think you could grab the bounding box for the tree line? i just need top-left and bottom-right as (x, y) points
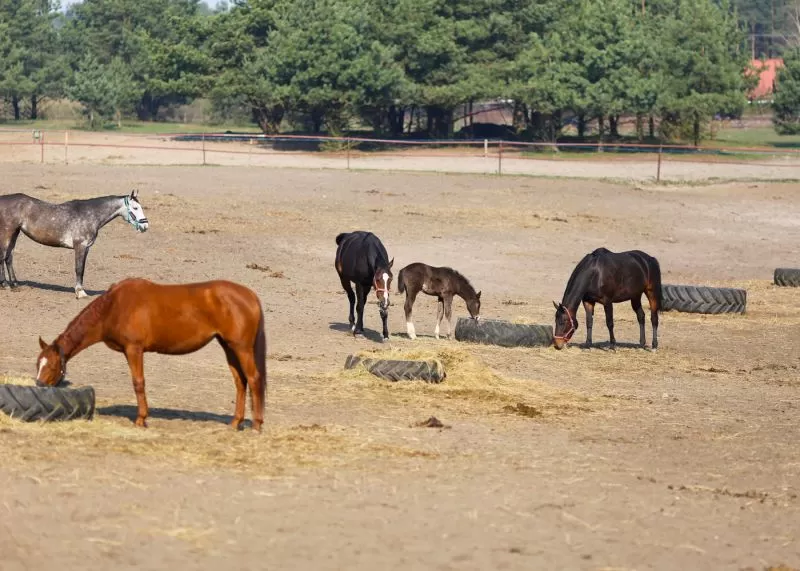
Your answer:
(0, 0), (758, 144)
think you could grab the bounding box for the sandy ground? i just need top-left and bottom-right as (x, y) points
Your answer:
(0, 158), (799, 570)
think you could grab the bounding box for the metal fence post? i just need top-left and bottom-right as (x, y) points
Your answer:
(40, 131), (44, 164)
(346, 137), (351, 170)
(201, 132), (206, 166)
(64, 130), (69, 165)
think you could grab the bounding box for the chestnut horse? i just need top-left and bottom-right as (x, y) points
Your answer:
(35, 278), (267, 431)
(553, 247), (663, 350)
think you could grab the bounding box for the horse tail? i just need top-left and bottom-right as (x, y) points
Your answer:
(255, 305), (268, 407)
(335, 232), (348, 246)
(650, 256), (664, 313)
(397, 266), (406, 294)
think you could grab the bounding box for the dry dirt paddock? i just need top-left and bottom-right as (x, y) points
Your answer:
(0, 163), (799, 571)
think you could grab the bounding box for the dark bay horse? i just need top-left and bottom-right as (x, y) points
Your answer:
(553, 247), (663, 350)
(35, 278), (267, 431)
(0, 189), (149, 298)
(335, 231), (394, 341)
(397, 262), (481, 339)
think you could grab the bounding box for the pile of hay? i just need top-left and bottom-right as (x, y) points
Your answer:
(333, 346), (596, 420)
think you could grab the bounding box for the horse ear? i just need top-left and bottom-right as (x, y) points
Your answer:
(553, 300), (560, 310)
(389, 258), (394, 269)
(38, 336), (48, 350)
(130, 189), (138, 199)
(477, 291), (481, 299)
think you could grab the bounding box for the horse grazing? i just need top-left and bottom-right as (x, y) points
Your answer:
(397, 262), (481, 340)
(35, 278), (267, 431)
(553, 247), (663, 350)
(0, 189), (149, 298)
(335, 231), (394, 341)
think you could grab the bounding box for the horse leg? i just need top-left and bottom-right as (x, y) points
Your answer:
(434, 297), (444, 339)
(229, 343), (265, 432)
(354, 282), (367, 336)
(583, 301), (595, 347)
(124, 346), (149, 428)
(604, 302), (616, 349)
(4, 228), (21, 288)
(220, 340), (247, 430)
(73, 244), (90, 299)
(631, 296), (646, 347)
(340, 277), (356, 332)
(443, 295), (453, 339)
(646, 291), (660, 350)
(404, 287), (419, 339)
(0, 228), (11, 288)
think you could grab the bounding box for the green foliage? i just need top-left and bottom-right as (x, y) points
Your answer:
(0, 0), (759, 144)
(773, 47), (800, 134)
(68, 55), (141, 128)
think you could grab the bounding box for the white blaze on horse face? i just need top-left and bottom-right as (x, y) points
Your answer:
(37, 357), (48, 380)
(382, 272), (389, 307)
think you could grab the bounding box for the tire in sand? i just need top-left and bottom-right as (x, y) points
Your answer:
(454, 317), (553, 348)
(774, 268), (800, 287)
(662, 284), (747, 315)
(344, 355), (446, 383)
(0, 384), (95, 422)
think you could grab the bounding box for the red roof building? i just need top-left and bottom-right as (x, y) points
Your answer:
(749, 58), (783, 100)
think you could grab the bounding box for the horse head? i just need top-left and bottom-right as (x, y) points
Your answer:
(35, 337), (66, 387)
(552, 301), (577, 350)
(373, 258), (394, 313)
(466, 290), (482, 320)
(123, 189), (149, 232)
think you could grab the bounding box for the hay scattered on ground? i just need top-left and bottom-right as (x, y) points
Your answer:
(326, 346), (599, 419)
(0, 375), (35, 386)
(0, 412), (437, 477)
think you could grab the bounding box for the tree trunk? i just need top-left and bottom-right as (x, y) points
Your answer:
(597, 115), (605, 139)
(30, 95), (38, 120)
(609, 115), (619, 138)
(407, 105), (416, 135)
(577, 113), (586, 138)
(648, 115), (655, 138)
(692, 116), (701, 147)
(253, 106), (284, 135)
(12, 96), (20, 121)
(636, 113), (644, 141)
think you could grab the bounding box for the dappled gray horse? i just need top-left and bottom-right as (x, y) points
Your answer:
(0, 189), (148, 298)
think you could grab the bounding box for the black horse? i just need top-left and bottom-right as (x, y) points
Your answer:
(0, 189), (149, 298)
(335, 231), (394, 341)
(553, 247), (663, 350)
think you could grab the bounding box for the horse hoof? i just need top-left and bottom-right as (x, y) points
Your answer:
(0, 282), (8, 290)
(382, 336), (390, 343)
(134, 418), (148, 428)
(75, 289), (88, 299)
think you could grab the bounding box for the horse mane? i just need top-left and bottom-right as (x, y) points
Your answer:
(56, 287), (115, 356)
(561, 250), (603, 307)
(445, 267), (477, 295)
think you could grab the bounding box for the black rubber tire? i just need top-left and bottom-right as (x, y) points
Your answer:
(662, 284), (747, 314)
(454, 317), (553, 348)
(774, 268), (800, 287)
(0, 384), (95, 422)
(344, 355), (446, 383)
